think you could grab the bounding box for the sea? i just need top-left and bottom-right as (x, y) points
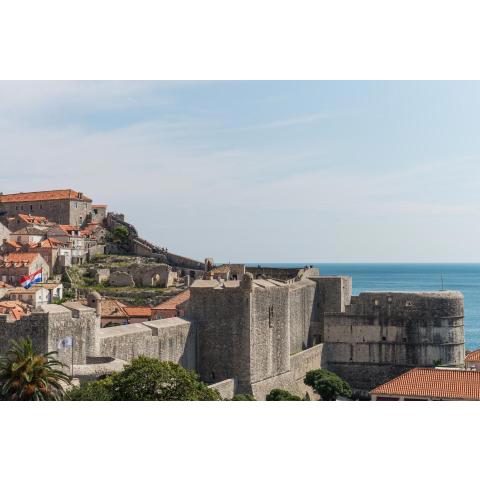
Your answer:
(252, 263), (480, 351)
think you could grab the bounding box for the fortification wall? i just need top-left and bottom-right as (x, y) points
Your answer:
(249, 345), (324, 399)
(250, 284), (290, 384)
(98, 317), (195, 370)
(288, 279), (317, 353)
(324, 291), (465, 390)
(0, 312), (49, 357)
(188, 283), (251, 388)
(0, 304), (99, 367)
(209, 378), (236, 399)
(246, 266), (319, 282)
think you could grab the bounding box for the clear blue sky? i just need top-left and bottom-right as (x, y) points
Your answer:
(1, 81), (479, 262)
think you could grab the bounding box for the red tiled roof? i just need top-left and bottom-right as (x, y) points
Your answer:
(152, 290), (190, 311)
(2, 252), (41, 265)
(0, 189), (92, 203)
(0, 300), (31, 321)
(93, 298), (128, 318)
(124, 307), (152, 318)
(465, 349), (480, 362)
(370, 368), (480, 400)
(28, 238), (65, 249)
(17, 214), (49, 224)
(59, 225), (81, 233)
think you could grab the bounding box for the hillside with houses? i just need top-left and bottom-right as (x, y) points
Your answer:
(0, 189), (198, 326)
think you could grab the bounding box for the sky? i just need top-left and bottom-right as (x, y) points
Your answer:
(1, 80), (480, 263)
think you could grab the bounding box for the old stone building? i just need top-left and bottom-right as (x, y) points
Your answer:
(0, 252), (50, 285)
(108, 263), (177, 288)
(3, 213), (52, 232)
(0, 223), (11, 244)
(0, 189), (94, 226)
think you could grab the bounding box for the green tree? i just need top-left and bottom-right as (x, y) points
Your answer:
(0, 338), (70, 401)
(111, 226), (129, 242)
(68, 375), (116, 401)
(304, 369), (352, 401)
(69, 357), (220, 401)
(232, 394), (256, 401)
(266, 389), (301, 401)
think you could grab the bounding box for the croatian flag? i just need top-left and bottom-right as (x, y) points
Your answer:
(19, 269), (42, 289)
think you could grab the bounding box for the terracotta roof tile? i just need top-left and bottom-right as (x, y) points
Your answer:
(123, 307), (152, 317)
(465, 349), (480, 362)
(153, 290), (190, 310)
(2, 252), (41, 265)
(17, 214), (49, 224)
(0, 300), (31, 320)
(0, 189), (92, 203)
(95, 298), (128, 318)
(370, 368), (480, 400)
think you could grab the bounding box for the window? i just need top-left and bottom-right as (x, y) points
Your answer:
(30, 205), (33, 211)
(382, 336), (387, 341)
(268, 305), (274, 328)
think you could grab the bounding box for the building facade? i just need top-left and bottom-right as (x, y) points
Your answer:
(0, 252), (50, 285)
(0, 189), (93, 226)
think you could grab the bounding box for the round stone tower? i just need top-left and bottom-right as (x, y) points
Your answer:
(87, 291), (102, 318)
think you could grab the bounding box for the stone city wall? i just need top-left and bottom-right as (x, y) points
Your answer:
(98, 317), (195, 370)
(209, 378), (236, 399)
(249, 283), (291, 384)
(188, 282), (251, 387)
(324, 291), (465, 390)
(288, 279), (317, 353)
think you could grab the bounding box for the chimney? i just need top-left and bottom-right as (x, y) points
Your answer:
(78, 192), (83, 199)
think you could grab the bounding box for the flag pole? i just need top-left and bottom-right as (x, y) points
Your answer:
(71, 336), (74, 378)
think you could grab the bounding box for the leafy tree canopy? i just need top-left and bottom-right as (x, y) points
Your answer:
(69, 357), (220, 401)
(304, 369), (352, 401)
(266, 388), (301, 401)
(68, 375), (116, 401)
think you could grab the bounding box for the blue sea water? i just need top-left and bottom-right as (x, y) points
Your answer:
(254, 263), (480, 351)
